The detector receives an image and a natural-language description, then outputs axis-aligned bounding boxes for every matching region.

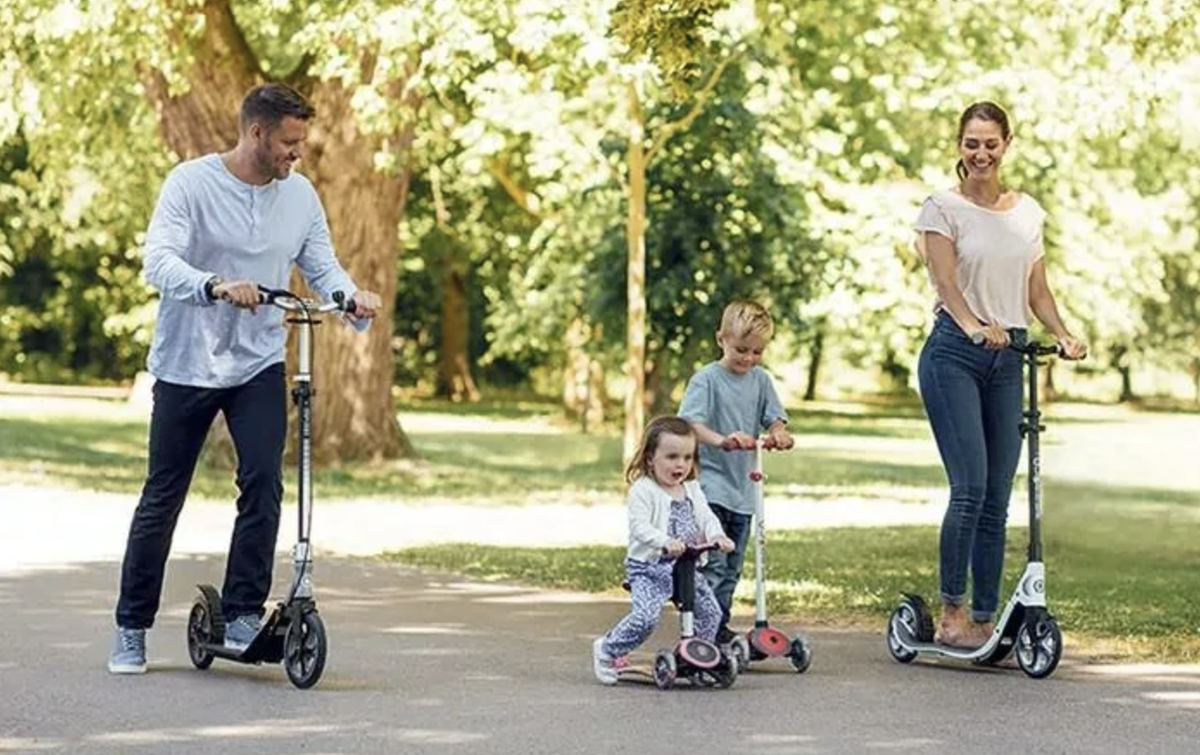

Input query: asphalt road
[1,556,1197,755]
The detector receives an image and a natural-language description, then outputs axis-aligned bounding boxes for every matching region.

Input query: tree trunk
[623,82,648,464]
[436,262,480,402]
[562,318,605,433]
[301,84,414,462]
[803,328,824,402]
[142,0,414,464]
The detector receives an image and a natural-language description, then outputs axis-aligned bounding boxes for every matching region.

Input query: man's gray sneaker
[224,614,262,651]
[108,627,147,674]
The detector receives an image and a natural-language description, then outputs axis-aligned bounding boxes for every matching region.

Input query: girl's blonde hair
[719,300,774,341]
[624,415,699,484]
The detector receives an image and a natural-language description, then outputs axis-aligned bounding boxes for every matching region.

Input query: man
[108,83,383,674]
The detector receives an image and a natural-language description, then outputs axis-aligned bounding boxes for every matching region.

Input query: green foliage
[610,0,734,90]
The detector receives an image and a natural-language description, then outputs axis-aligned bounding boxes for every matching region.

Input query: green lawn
[4,392,1200,660]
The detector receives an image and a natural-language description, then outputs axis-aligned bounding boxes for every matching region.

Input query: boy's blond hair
[718,300,774,341]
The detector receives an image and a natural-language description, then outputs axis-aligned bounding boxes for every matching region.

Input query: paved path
[1,557,1198,755]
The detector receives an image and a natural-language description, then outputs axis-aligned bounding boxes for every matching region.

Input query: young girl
[592,416,735,684]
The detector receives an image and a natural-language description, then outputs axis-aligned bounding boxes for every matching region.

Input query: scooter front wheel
[1016,615,1062,679]
[788,636,812,673]
[284,609,327,689]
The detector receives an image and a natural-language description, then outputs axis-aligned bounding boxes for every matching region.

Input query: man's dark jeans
[116,363,287,629]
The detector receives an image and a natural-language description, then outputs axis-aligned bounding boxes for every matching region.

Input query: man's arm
[142,169,215,305]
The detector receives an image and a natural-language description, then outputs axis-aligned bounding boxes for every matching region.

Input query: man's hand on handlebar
[212,280,261,312]
[346,289,382,322]
[715,535,735,554]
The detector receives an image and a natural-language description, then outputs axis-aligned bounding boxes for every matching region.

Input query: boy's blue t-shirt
[678,362,788,515]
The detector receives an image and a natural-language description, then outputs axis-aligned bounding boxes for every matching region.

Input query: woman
[915,101,1087,648]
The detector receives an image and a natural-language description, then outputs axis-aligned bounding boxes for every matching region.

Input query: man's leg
[116,379,221,630]
[221,363,287,622]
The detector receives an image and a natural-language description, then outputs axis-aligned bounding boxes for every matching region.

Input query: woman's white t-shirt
[915,189,1046,329]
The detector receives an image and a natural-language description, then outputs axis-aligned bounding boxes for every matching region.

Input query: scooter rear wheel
[284,609,327,689]
[887,602,923,664]
[1016,615,1062,679]
[653,651,677,690]
[186,600,217,670]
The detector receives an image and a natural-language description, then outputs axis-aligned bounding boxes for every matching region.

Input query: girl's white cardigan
[626,476,727,563]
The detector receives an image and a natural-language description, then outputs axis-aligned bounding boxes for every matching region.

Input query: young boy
[678,300,794,644]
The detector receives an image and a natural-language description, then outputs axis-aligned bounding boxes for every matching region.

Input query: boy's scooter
[725,438,812,674]
[616,543,740,690]
[886,340,1065,679]
[185,285,355,689]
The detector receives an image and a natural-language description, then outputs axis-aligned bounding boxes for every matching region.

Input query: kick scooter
[886,340,1066,679]
[726,438,812,673]
[616,543,740,690]
[185,285,355,689]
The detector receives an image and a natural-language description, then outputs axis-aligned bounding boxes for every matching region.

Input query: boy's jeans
[702,502,753,628]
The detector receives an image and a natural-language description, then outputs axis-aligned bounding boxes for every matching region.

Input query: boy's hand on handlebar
[346,289,382,322]
[1057,334,1088,361]
[664,539,686,557]
[720,432,756,451]
[213,280,260,312]
[766,427,794,451]
[715,535,735,554]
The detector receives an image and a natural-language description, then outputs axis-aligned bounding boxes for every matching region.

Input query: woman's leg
[918,320,990,646]
[971,348,1025,625]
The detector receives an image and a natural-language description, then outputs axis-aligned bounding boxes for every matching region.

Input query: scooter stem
[753,441,768,623]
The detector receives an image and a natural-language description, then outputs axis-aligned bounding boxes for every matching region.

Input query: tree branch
[488,159,543,219]
[644,51,737,165]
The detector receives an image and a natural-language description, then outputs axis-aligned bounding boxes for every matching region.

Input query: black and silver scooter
[886,340,1066,679]
[185,285,354,689]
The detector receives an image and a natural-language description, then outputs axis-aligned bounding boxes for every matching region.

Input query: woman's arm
[1029,259,1088,359]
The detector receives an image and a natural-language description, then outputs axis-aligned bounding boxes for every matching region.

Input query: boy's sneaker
[108,627,147,675]
[224,614,262,651]
[716,625,738,645]
[592,636,618,685]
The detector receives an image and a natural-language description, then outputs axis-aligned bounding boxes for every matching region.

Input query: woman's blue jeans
[918,313,1026,622]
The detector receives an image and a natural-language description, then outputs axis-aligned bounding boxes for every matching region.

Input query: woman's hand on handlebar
[1057,334,1088,361]
[969,324,1010,350]
[714,535,735,554]
[766,427,794,451]
[213,279,261,312]
[346,289,382,322]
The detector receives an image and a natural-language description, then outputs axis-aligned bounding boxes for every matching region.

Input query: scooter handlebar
[257,285,357,314]
[969,330,1065,358]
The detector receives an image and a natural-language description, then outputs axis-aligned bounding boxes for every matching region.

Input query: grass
[4,392,1200,660]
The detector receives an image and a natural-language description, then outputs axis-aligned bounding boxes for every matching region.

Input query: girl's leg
[692,568,722,642]
[917,319,990,646]
[601,561,674,658]
[971,347,1024,625]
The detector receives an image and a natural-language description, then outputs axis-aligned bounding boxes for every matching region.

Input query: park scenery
[2,0,1200,753]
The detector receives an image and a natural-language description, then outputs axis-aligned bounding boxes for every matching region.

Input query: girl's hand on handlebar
[1057,334,1088,361]
[346,289,382,322]
[720,432,756,451]
[715,535,735,554]
[664,539,686,557]
[213,280,260,312]
[970,324,1010,350]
